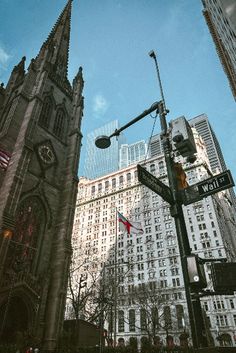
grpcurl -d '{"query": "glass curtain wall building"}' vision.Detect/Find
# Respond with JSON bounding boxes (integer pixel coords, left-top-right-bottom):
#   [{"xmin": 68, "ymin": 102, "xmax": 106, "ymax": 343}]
[
  {"xmin": 83, "ymin": 120, "xmax": 123, "ymax": 179},
  {"xmin": 119, "ymin": 140, "xmax": 148, "ymax": 169}
]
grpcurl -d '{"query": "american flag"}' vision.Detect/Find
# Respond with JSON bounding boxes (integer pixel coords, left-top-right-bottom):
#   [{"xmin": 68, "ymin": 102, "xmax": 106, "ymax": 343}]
[{"xmin": 0, "ymin": 148, "xmax": 11, "ymax": 170}]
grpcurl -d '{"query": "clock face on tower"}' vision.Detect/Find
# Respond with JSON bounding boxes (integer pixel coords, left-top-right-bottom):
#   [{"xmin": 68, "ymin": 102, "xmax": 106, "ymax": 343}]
[{"xmin": 38, "ymin": 145, "xmax": 55, "ymax": 165}]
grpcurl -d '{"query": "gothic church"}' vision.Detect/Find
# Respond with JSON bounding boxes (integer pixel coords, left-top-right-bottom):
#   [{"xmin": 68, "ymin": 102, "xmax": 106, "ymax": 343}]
[{"xmin": 0, "ymin": 1, "xmax": 83, "ymax": 351}]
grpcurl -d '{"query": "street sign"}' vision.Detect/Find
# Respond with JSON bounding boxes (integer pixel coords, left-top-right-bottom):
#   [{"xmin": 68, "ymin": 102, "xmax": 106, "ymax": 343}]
[
  {"xmin": 197, "ymin": 170, "xmax": 234, "ymax": 197},
  {"xmin": 183, "ymin": 170, "xmax": 234, "ymax": 206},
  {"xmin": 137, "ymin": 164, "xmax": 173, "ymax": 204}
]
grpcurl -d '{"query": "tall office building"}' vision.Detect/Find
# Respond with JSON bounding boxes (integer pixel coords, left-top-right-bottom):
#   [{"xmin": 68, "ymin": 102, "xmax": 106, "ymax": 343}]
[
  {"xmin": 83, "ymin": 120, "xmax": 123, "ymax": 179},
  {"xmin": 119, "ymin": 140, "xmax": 148, "ymax": 169},
  {"xmin": 67, "ymin": 128, "xmax": 236, "ymax": 348},
  {"xmin": 149, "ymin": 134, "xmax": 164, "ymax": 158},
  {"xmin": 189, "ymin": 114, "xmax": 236, "ymax": 208},
  {"xmin": 202, "ymin": 0, "xmax": 236, "ymax": 100},
  {"xmin": 189, "ymin": 114, "xmax": 226, "ymax": 174}
]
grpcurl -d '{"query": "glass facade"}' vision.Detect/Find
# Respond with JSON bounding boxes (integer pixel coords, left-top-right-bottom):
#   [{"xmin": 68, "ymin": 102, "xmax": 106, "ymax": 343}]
[{"xmin": 84, "ymin": 120, "xmax": 122, "ymax": 179}]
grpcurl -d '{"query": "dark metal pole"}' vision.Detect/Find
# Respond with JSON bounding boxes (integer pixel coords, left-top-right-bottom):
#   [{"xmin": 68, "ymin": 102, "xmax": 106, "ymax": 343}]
[
  {"xmin": 109, "ymin": 101, "xmax": 160, "ymax": 139},
  {"xmin": 158, "ymin": 102, "xmax": 207, "ymax": 348}
]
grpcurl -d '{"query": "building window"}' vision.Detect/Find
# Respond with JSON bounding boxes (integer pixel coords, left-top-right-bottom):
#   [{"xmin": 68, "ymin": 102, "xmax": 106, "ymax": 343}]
[
  {"xmin": 118, "ymin": 310, "xmax": 125, "ymax": 332},
  {"xmin": 39, "ymin": 96, "xmax": 52, "ymax": 128},
  {"xmin": 112, "ymin": 178, "xmax": 116, "ymax": 188},
  {"xmin": 203, "ymin": 302, "xmax": 208, "ymax": 311},
  {"xmin": 129, "ymin": 309, "xmax": 136, "ymax": 332},
  {"xmin": 176, "ymin": 305, "xmax": 184, "ymax": 329},
  {"xmin": 216, "ymin": 315, "xmax": 228, "ymax": 327},
  {"xmin": 13, "ymin": 196, "xmax": 45, "ymax": 273},
  {"xmin": 53, "ymin": 108, "xmax": 65, "ymax": 139},
  {"xmin": 150, "ymin": 164, "xmax": 156, "ymax": 172},
  {"xmin": 119, "ymin": 175, "xmax": 124, "ymax": 184},
  {"xmin": 140, "ymin": 309, "xmax": 147, "ymax": 331},
  {"xmin": 127, "ymin": 173, "xmax": 131, "ymax": 182},
  {"xmin": 164, "ymin": 306, "xmax": 172, "ymax": 329}
]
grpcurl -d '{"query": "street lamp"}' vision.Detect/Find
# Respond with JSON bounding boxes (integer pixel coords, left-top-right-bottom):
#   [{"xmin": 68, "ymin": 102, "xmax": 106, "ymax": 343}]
[{"xmin": 95, "ymin": 51, "xmax": 208, "ymax": 348}]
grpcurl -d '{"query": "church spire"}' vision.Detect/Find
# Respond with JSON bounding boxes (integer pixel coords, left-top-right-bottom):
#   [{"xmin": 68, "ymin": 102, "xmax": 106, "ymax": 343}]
[{"xmin": 36, "ymin": 0, "xmax": 73, "ymax": 80}]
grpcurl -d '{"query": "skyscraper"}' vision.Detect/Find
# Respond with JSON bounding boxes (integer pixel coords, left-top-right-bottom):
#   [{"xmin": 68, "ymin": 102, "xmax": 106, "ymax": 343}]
[
  {"xmin": 0, "ymin": 1, "xmax": 83, "ymax": 350},
  {"xmin": 189, "ymin": 114, "xmax": 226, "ymax": 173},
  {"xmin": 83, "ymin": 120, "xmax": 123, "ymax": 179},
  {"xmin": 119, "ymin": 140, "xmax": 148, "ymax": 169},
  {"xmin": 202, "ymin": 0, "xmax": 236, "ymax": 100},
  {"xmin": 189, "ymin": 114, "xmax": 236, "ymax": 207}
]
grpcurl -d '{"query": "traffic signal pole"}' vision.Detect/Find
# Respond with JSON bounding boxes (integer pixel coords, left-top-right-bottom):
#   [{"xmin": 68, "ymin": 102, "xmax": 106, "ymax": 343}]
[
  {"xmin": 149, "ymin": 51, "xmax": 208, "ymax": 347},
  {"xmin": 158, "ymin": 97, "xmax": 208, "ymax": 349}
]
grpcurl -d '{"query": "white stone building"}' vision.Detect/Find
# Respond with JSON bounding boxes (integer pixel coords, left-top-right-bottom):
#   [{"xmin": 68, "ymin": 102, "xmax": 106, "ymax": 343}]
[{"xmin": 66, "ymin": 130, "xmax": 236, "ymax": 348}]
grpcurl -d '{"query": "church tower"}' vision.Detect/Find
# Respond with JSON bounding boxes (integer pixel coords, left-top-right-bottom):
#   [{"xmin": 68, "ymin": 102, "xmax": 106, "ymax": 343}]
[{"xmin": 0, "ymin": 1, "xmax": 84, "ymax": 351}]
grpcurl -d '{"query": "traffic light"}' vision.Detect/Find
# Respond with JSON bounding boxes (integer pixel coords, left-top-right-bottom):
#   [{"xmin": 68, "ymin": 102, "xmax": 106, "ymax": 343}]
[
  {"xmin": 173, "ymin": 162, "xmax": 188, "ymax": 190},
  {"xmin": 170, "ymin": 116, "xmax": 197, "ymax": 160},
  {"xmin": 187, "ymin": 255, "xmax": 207, "ymax": 289}
]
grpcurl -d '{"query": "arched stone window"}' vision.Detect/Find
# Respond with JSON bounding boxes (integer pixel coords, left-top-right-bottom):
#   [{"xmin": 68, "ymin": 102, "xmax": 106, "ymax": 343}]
[
  {"xmin": 140, "ymin": 308, "xmax": 147, "ymax": 331},
  {"xmin": 176, "ymin": 304, "xmax": 184, "ymax": 329},
  {"xmin": 39, "ymin": 96, "xmax": 52, "ymax": 128},
  {"xmin": 129, "ymin": 337, "xmax": 137, "ymax": 349},
  {"xmin": 129, "ymin": 309, "xmax": 135, "ymax": 332},
  {"xmin": 150, "ymin": 164, "xmax": 156, "ymax": 172},
  {"xmin": 9, "ymin": 196, "xmax": 46, "ymax": 275},
  {"xmin": 105, "ymin": 180, "xmax": 109, "ymax": 190},
  {"xmin": 53, "ymin": 108, "xmax": 65, "ymax": 139},
  {"xmin": 159, "ymin": 161, "xmax": 165, "ymax": 173},
  {"xmin": 127, "ymin": 173, "xmax": 131, "ymax": 182},
  {"xmin": 118, "ymin": 310, "xmax": 124, "ymax": 332},
  {"xmin": 118, "ymin": 338, "xmax": 125, "ymax": 347},
  {"xmin": 119, "ymin": 175, "xmax": 124, "ymax": 185},
  {"xmin": 112, "ymin": 178, "xmax": 116, "ymax": 188},
  {"xmin": 164, "ymin": 306, "xmax": 172, "ymax": 330}
]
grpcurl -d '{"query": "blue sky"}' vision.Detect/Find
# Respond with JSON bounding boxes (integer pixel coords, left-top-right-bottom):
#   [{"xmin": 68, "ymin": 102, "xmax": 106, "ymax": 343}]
[{"xmin": 0, "ymin": 0, "xmax": 235, "ymax": 180}]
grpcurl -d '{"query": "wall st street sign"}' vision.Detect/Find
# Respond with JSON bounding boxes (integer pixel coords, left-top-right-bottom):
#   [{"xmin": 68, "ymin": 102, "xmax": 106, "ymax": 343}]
[
  {"xmin": 197, "ymin": 170, "xmax": 234, "ymax": 197},
  {"xmin": 137, "ymin": 164, "xmax": 173, "ymax": 204},
  {"xmin": 183, "ymin": 170, "xmax": 234, "ymax": 206}
]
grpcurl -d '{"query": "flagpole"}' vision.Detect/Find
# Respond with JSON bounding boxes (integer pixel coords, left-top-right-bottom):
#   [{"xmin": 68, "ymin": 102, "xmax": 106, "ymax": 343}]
[{"xmin": 114, "ymin": 207, "xmax": 118, "ymax": 347}]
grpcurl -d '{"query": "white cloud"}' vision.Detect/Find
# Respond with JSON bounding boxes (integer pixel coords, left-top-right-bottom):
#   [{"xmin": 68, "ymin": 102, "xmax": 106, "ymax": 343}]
[
  {"xmin": 0, "ymin": 46, "xmax": 10, "ymax": 66},
  {"xmin": 93, "ymin": 94, "xmax": 109, "ymax": 116}
]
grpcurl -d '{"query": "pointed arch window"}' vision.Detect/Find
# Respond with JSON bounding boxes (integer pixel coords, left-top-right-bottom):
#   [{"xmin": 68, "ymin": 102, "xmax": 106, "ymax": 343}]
[
  {"xmin": 39, "ymin": 96, "xmax": 52, "ymax": 129},
  {"xmin": 7, "ymin": 196, "xmax": 46, "ymax": 275},
  {"xmin": 53, "ymin": 108, "xmax": 65, "ymax": 139}
]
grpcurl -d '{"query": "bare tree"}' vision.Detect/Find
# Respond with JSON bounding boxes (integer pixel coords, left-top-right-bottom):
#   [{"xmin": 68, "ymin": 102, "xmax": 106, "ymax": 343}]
[
  {"xmin": 67, "ymin": 257, "xmax": 101, "ymax": 323},
  {"xmin": 126, "ymin": 283, "xmax": 185, "ymax": 346}
]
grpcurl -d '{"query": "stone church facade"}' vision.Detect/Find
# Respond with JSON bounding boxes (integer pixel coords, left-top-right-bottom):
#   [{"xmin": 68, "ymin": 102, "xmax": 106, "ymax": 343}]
[{"xmin": 0, "ymin": 1, "xmax": 84, "ymax": 351}]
